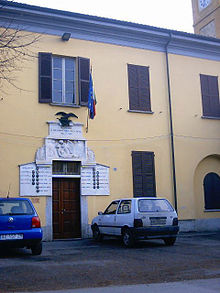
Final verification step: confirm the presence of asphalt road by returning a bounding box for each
[14,279,220,293]
[0,232,220,292]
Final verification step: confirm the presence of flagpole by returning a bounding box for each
[86,66,92,133]
[86,108,89,133]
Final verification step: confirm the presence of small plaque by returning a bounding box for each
[48,122,83,140]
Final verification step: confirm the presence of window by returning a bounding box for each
[52,161,81,175]
[200,74,220,118]
[0,200,34,216]
[132,151,156,197]
[39,53,90,106]
[103,201,119,214]
[138,199,173,212]
[117,200,131,214]
[52,56,75,104]
[204,172,220,210]
[127,64,151,112]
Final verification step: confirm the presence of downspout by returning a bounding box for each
[165,33,178,212]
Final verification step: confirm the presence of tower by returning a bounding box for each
[191,0,220,38]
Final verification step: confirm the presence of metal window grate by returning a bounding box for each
[52,161,80,175]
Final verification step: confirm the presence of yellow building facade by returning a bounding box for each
[0,1,220,240]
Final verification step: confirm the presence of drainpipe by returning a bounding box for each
[165,33,178,212]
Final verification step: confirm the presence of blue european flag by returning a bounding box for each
[88,73,96,119]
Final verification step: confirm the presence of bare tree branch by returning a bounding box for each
[0,2,41,95]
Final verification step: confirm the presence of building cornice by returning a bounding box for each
[0,0,220,61]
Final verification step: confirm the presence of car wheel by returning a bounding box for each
[122,229,134,248]
[164,237,176,246]
[31,241,42,255]
[92,225,103,242]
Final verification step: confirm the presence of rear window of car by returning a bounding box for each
[0,200,34,215]
[138,199,174,212]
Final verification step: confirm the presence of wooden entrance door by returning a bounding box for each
[52,178,81,239]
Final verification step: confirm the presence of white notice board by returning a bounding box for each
[81,164,110,196]
[20,163,52,196]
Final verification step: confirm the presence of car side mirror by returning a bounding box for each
[98,211,103,215]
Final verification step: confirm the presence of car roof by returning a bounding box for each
[114,197,167,201]
[0,197,30,201]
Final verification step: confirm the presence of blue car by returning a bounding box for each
[0,198,43,255]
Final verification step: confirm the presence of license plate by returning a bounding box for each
[150,217,167,226]
[0,234,23,240]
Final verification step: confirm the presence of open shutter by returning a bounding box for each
[78,57,90,105]
[200,74,220,118]
[128,64,151,111]
[39,53,52,103]
[132,151,156,197]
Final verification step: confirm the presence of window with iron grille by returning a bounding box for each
[52,161,81,175]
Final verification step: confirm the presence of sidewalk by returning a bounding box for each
[16,278,220,293]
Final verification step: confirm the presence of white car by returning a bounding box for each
[91,197,179,247]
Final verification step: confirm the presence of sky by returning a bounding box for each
[16,0,194,33]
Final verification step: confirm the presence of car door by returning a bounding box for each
[99,200,119,235]
[115,200,133,236]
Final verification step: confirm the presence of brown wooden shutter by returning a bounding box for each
[78,57,90,105]
[200,74,220,118]
[132,151,156,197]
[39,52,52,103]
[128,64,151,111]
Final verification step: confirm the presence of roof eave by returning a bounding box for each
[0,0,220,61]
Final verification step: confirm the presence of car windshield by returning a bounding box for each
[104,201,119,214]
[138,199,174,212]
[0,199,34,215]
